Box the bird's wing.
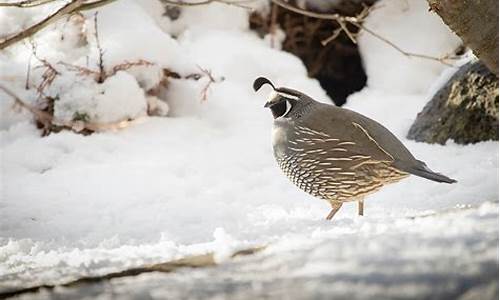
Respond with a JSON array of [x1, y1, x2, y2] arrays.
[[297, 103, 456, 183], [298, 104, 416, 166]]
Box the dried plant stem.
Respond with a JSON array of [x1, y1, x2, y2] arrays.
[[0, 84, 134, 133], [93, 12, 105, 83], [197, 66, 219, 101]]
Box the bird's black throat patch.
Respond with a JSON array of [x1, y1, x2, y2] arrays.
[[269, 100, 287, 119]]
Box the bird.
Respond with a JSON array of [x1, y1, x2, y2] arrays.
[[253, 77, 456, 220]]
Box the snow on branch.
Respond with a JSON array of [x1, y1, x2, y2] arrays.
[[0, 83, 136, 134]]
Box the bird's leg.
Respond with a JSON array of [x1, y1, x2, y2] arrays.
[[358, 199, 364, 216], [326, 202, 343, 220]]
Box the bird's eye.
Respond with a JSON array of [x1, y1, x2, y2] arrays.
[[268, 97, 295, 119]]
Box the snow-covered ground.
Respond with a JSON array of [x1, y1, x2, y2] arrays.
[[0, 0, 498, 298]]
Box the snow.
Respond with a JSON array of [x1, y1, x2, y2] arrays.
[[358, 0, 463, 94], [14, 204, 497, 300], [0, 0, 498, 298]]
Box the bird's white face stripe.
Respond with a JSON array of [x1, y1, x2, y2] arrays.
[[277, 91, 299, 100], [267, 91, 300, 103], [284, 99, 293, 116]]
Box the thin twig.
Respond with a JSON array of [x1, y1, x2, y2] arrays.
[[354, 23, 455, 66], [270, 0, 458, 66], [93, 12, 105, 83], [0, 0, 118, 50], [165, 66, 224, 101], [161, 0, 254, 10], [162, 0, 212, 6], [57, 61, 99, 77], [0, 0, 56, 7], [78, 0, 117, 11], [109, 60, 155, 77], [337, 19, 356, 44], [0, 84, 135, 133], [320, 27, 342, 46], [197, 65, 224, 101], [25, 54, 32, 90], [28, 41, 61, 96], [270, 0, 343, 20], [0, 0, 84, 50], [0, 83, 54, 128]]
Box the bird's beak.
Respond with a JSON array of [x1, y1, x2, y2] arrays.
[[264, 101, 273, 108]]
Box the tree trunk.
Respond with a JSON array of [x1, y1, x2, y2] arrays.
[[428, 0, 498, 75]]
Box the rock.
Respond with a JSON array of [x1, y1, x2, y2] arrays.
[[407, 61, 499, 145]]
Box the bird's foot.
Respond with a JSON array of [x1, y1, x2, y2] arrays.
[[358, 199, 364, 216], [325, 202, 343, 220]]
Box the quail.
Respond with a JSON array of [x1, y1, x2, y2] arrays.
[[253, 77, 456, 220]]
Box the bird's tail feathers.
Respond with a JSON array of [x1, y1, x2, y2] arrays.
[[396, 160, 457, 184]]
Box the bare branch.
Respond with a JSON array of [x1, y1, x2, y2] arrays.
[[0, 0, 83, 50], [58, 61, 99, 76], [354, 23, 456, 66], [28, 40, 61, 96], [0, 0, 117, 10], [197, 65, 219, 101], [270, 0, 342, 20], [337, 19, 356, 44], [78, 0, 118, 11], [0, 0, 118, 50], [270, 0, 459, 66], [320, 27, 342, 46], [25, 54, 32, 90], [109, 60, 155, 77], [161, 0, 254, 10], [0, 84, 136, 133], [162, 0, 212, 6], [0, 0, 56, 8], [0, 83, 54, 128]]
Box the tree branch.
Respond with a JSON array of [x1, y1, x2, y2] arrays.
[[78, 0, 117, 11], [0, 0, 56, 8], [161, 0, 254, 10], [0, 0, 119, 50], [353, 23, 455, 66], [270, 0, 459, 66], [0, 0, 83, 50]]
